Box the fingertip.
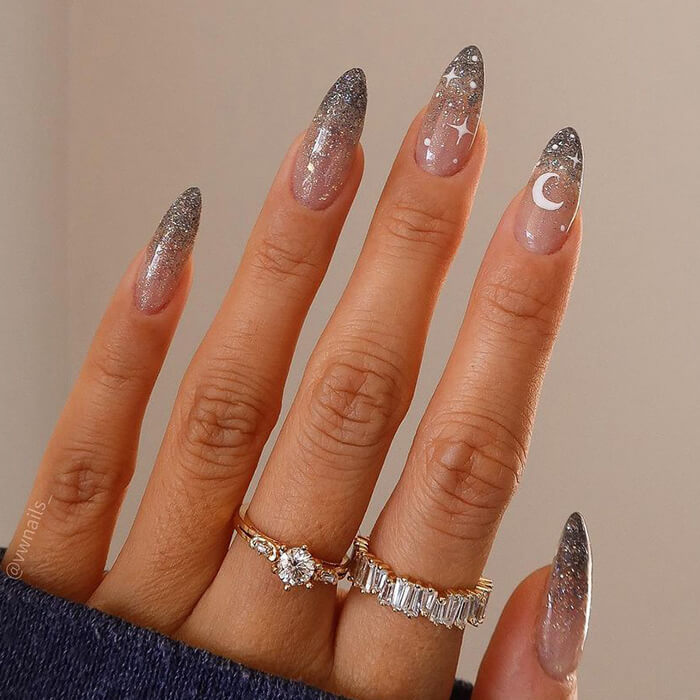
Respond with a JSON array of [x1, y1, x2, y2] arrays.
[[472, 566, 577, 700]]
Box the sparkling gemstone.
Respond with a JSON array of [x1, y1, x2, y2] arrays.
[[455, 595, 473, 630], [472, 595, 487, 625], [353, 556, 368, 586], [404, 586, 423, 618], [420, 588, 437, 617], [318, 570, 337, 585], [250, 537, 275, 559], [372, 568, 388, 595], [429, 597, 448, 625], [397, 581, 415, 613], [391, 578, 408, 610], [276, 547, 316, 587], [378, 579, 394, 606], [362, 562, 376, 593], [444, 595, 461, 629]]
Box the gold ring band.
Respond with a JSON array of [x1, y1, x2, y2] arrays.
[[348, 536, 493, 629], [234, 505, 351, 589]]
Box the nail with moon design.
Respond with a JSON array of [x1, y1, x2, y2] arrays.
[[514, 127, 584, 254], [415, 46, 484, 176], [292, 68, 367, 210]]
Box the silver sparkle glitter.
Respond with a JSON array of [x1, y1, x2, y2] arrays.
[[134, 187, 202, 314], [293, 68, 367, 209], [537, 512, 592, 680]]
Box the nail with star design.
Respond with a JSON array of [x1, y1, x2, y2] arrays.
[[537, 512, 592, 681], [514, 127, 584, 254], [292, 68, 367, 210], [415, 46, 484, 176]]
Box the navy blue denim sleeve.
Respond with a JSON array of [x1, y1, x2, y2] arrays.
[[0, 552, 472, 700]]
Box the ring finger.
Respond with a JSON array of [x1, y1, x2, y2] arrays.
[[338, 128, 584, 700]]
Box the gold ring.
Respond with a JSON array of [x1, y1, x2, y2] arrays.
[[348, 536, 493, 629], [234, 505, 351, 590]]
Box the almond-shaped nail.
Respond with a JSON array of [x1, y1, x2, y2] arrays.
[[134, 187, 201, 314], [292, 68, 367, 210], [514, 127, 584, 254], [537, 512, 592, 681], [415, 46, 484, 176]]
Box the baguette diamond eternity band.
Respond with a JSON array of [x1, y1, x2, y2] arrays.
[[348, 536, 492, 629]]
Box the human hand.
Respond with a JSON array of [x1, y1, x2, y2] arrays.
[[3, 47, 590, 699]]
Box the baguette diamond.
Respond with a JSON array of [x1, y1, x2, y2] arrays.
[[349, 535, 492, 629]]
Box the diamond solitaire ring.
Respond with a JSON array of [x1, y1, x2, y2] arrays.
[[234, 505, 351, 590], [348, 536, 493, 629]]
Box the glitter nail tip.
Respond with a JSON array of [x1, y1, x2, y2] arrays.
[[134, 187, 202, 314], [415, 46, 484, 177], [514, 127, 584, 255], [537, 512, 592, 681], [292, 68, 367, 210]]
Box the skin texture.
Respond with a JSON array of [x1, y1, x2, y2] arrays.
[[3, 55, 587, 699]]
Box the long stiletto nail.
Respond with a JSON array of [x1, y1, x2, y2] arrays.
[[537, 512, 592, 681], [415, 46, 484, 176], [292, 68, 367, 210], [514, 127, 584, 254], [134, 187, 202, 314]]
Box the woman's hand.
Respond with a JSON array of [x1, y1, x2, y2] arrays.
[[3, 47, 590, 700]]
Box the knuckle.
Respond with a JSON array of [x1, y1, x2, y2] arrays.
[[418, 412, 526, 542], [251, 227, 321, 282], [301, 351, 408, 463], [179, 367, 279, 476], [378, 197, 461, 258], [86, 342, 150, 393], [479, 272, 561, 346], [46, 442, 129, 527]]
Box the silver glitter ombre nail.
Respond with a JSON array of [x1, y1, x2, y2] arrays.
[[537, 512, 592, 681], [416, 46, 484, 176], [292, 68, 367, 209], [134, 187, 202, 314], [514, 127, 584, 254]]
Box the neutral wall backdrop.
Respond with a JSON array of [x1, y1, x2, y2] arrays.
[[2, 2, 698, 697]]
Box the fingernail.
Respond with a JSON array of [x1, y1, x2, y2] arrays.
[[415, 46, 484, 176], [514, 127, 584, 254], [292, 68, 367, 210], [134, 187, 202, 314], [537, 512, 592, 681]]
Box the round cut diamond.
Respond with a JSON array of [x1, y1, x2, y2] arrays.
[[277, 547, 316, 587]]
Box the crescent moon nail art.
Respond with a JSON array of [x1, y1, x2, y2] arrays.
[[515, 127, 584, 254], [415, 46, 484, 177]]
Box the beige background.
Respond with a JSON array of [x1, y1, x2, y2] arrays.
[[2, 1, 698, 696]]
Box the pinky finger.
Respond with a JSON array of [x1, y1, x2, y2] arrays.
[[472, 514, 592, 700], [1, 188, 201, 600]]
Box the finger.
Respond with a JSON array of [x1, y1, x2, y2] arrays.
[[1, 188, 201, 600], [191, 47, 486, 679], [338, 128, 583, 696], [92, 69, 366, 627], [472, 514, 592, 700]]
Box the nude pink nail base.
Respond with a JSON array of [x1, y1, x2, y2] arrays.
[[133, 187, 201, 314], [536, 513, 591, 681], [415, 46, 484, 177], [292, 68, 367, 210], [514, 127, 584, 254]]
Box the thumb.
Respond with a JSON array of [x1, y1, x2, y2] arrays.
[[472, 513, 592, 700]]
